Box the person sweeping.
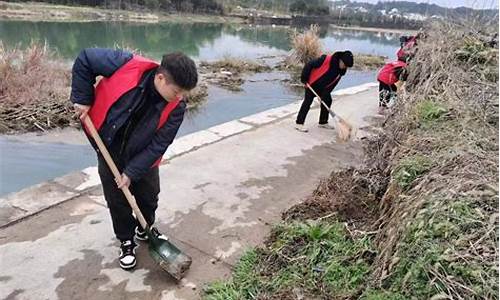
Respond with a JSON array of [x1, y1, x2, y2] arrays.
[[71, 48, 197, 271], [295, 50, 354, 135]]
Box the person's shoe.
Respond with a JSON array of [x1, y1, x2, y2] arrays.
[[119, 240, 137, 270], [318, 123, 335, 130], [150, 227, 169, 242], [294, 124, 308, 132], [135, 226, 148, 242]]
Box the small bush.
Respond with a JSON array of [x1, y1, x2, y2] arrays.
[[290, 24, 322, 64]]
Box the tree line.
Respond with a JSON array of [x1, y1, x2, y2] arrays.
[[12, 0, 224, 13]]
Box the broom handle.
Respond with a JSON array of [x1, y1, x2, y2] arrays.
[[83, 116, 148, 230], [306, 83, 336, 119]]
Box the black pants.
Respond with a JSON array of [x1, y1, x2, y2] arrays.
[[296, 88, 333, 125], [98, 155, 160, 241], [379, 81, 397, 108]]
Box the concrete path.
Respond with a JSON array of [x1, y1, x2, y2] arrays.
[[0, 84, 380, 300]]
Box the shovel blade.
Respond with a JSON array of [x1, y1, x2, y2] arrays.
[[147, 228, 192, 280]]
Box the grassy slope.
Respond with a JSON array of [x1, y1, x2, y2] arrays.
[[203, 20, 499, 300]]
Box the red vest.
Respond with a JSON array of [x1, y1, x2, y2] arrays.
[[308, 54, 332, 85], [397, 36, 417, 59], [377, 61, 407, 85], [86, 55, 181, 167], [396, 47, 406, 60]]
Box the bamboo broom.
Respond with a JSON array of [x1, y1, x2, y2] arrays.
[[306, 83, 353, 142]]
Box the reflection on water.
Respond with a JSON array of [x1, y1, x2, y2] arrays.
[[0, 20, 401, 61]]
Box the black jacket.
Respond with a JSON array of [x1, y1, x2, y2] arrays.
[[70, 48, 186, 181], [300, 52, 347, 93]]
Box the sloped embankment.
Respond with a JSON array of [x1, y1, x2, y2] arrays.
[[204, 21, 499, 300]]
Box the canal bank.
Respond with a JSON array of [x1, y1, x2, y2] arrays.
[[0, 84, 380, 299]]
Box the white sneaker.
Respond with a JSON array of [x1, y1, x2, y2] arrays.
[[119, 240, 138, 270], [318, 123, 335, 130], [150, 227, 169, 242], [295, 124, 308, 132], [135, 226, 148, 242]]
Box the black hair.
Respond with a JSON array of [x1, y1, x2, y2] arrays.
[[158, 52, 198, 90], [340, 50, 354, 68]]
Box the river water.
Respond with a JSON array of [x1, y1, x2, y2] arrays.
[[0, 20, 401, 196]]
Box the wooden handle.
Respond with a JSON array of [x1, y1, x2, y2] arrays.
[[306, 83, 336, 119], [83, 116, 148, 230]]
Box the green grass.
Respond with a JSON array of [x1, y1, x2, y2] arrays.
[[203, 221, 375, 299], [204, 249, 260, 300], [393, 156, 433, 189], [365, 196, 498, 299], [415, 100, 448, 126], [361, 289, 406, 300]]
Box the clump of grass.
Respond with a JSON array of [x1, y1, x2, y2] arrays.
[[361, 289, 406, 300], [204, 249, 260, 300], [290, 24, 322, 64], [354, 53, 386, 70], [392, 156, 433, 189], [415, 100, 448, 124], [200, 56, 270, 75], [204, 221, 375, 299], [199, 56, 271, 91]]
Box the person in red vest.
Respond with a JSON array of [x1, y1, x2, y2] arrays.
[[295, 51, 354, 132], [397, 33, 420, 62], [377, 58, 408, 113], [71, 48, 197, 270]]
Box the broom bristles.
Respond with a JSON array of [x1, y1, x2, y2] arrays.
[[335, 117, 353, 142]]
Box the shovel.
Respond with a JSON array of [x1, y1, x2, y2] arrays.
[[306, 83, 353, 142], [83, 115, 192, 280]]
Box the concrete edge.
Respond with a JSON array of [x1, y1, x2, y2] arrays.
[[0, 82, 378, 228]]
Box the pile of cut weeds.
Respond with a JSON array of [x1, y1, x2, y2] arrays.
[[283, 168, 384, 229], [0, 44, 210, 134], [199, 57, 271, 92], [0, 43, 75, 134]]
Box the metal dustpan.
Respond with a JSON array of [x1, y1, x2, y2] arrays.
[[84, 116, 192, 280]]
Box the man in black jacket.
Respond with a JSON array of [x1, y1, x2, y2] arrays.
[[71, 48, 197, 270], [295, 51, 353, 132]]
